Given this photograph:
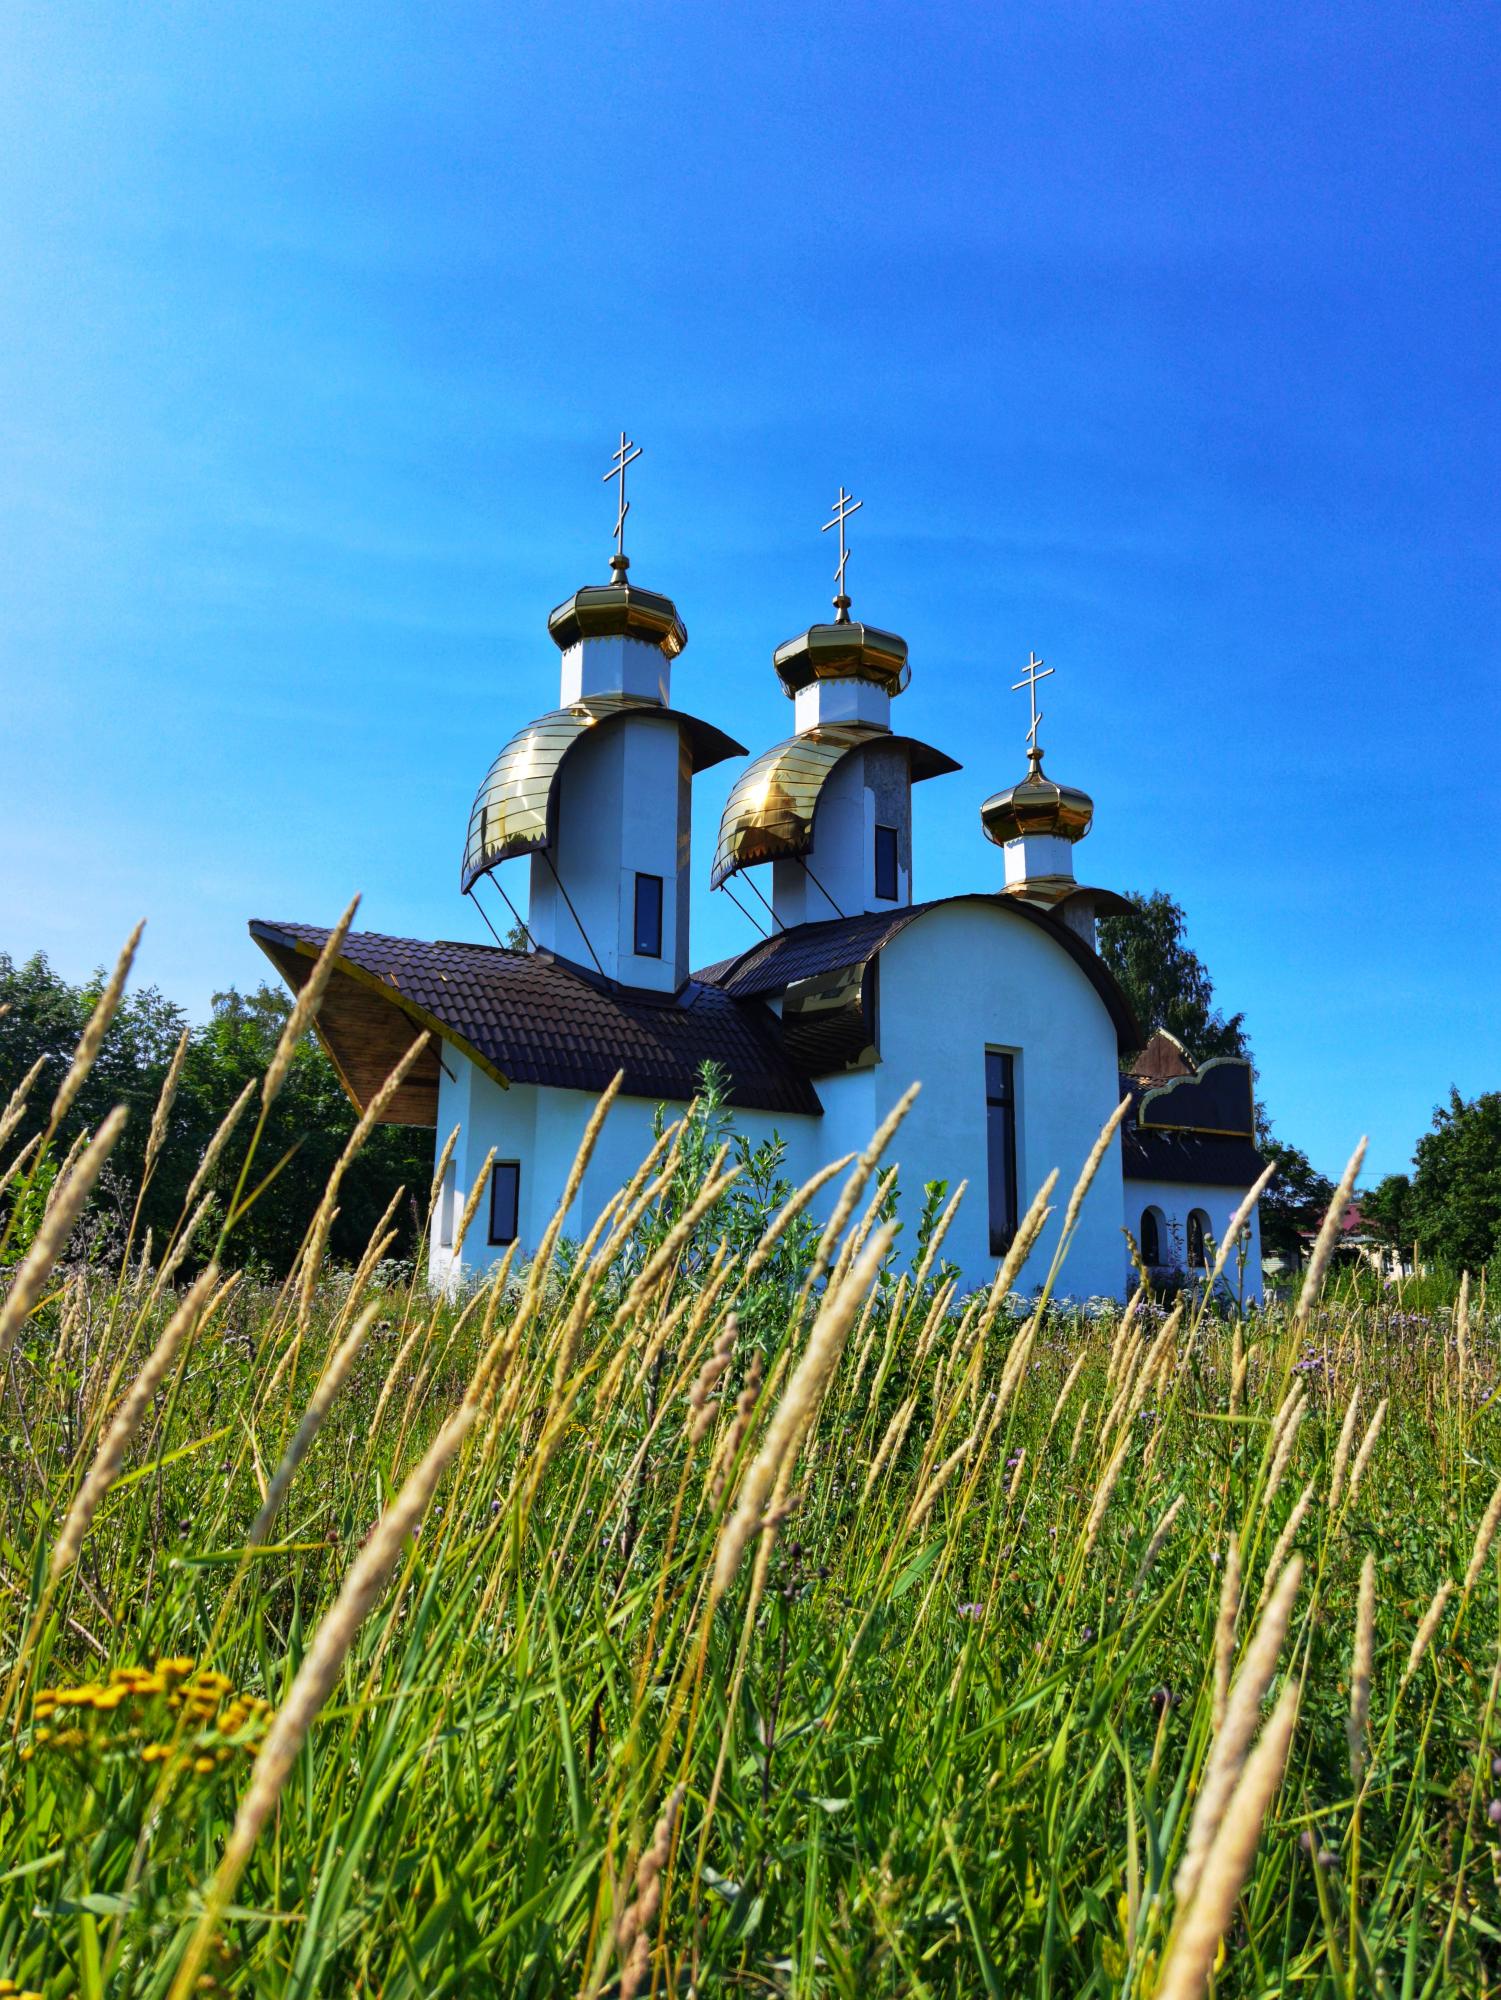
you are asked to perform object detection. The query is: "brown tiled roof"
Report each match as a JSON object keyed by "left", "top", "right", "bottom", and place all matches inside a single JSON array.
[
  {"left": 696, "top": 894, "right": 1142, "bottom": 1055},
  {"left": 250, "top": 922, "right": 823, "bottom": 1121},
  {"left": 699, "top": 907, "right": 920, "bottom": 998}
]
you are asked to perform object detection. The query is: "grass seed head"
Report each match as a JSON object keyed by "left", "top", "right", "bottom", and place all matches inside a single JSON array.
[
  {"left": 713, "top": 1220, "right": 897, "bottom": 1603},
  {"left": 0, "top": 1105, "right": 128, "bottom": 1382},
  {"left": 1402, "top": 1578, "right": 1454, "bottom": 1688},
  {"left": 1463, "top": 1473, "right": 1501, "bottom": 1597},
  {"left": 1344, "top": 1396, "right": 1388, "bottom": 1515},
  {"left": 1327, "top": 1385, "right": 1361, "bottom": 1512},
  {"left": 50, "top": 1265, "right": 219, "bottom": 1581},
  {"left": 1295, "top": 1135, "right": 1367, "bottom": 1324},
  {"left": 49, "top": 921, "right": 144, "bottom": 1131},
  {"left": 1348, "top": 1552, "right": 1376, "bottom": 1787},
  {"left": 1176, "top": 1554, "right": 1303, "bottom": 1909},
  {"left": 1213, "top": 1539, "right": 1242, "bottom": 1733},
  {"left": 1158, "top": 1680, "right": 1300, "bottom": 2000},
  {"left": 261, "top": 897, "right": 358, "bottom": 1109}
]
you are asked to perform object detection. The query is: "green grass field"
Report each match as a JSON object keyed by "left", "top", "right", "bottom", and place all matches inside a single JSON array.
[{"left": 2, "top": 934, "right": 1498, "bottom": 1997}]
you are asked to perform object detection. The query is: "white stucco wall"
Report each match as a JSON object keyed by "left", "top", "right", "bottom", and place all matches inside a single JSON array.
[
  {"left": 853, "top": 900, "right": 1128, "bottom": 1301},
  {"left": 1126, "top": 1179, "right": 1264, "bottom": 1303},
  {"left": 427, "top": 1055, "right": 804, "bottom": 1289},
  {"left": 558, "top": 633, "right": 671, "bottom": 707},
  {"left": 1003, "top": 831, "right": 1076, "bottom": 889},
  {"left": 770, "top": 741, "right": 912, "bottom": 927},
  {"left": 526, "top": 714, "right": 691, "bottom": 992},
  {"left": 425, "top": 899, "right": 1261, "bottom": 1310},
  {"left": 430, "top": 899, "right": 1134, "bottom": 1300},
  {"left": 793, "top": 677, "right": 891, "bottom": 732}
]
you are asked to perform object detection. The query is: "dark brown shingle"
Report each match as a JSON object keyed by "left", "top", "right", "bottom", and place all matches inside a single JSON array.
[{"left": 251, "top": 921, "right": 823, "bottom": 1122}]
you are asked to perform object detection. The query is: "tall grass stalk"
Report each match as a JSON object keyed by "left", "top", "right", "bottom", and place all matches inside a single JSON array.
[{"left": 1, "top": 1043, "right": 1496, "bottom": 1998}]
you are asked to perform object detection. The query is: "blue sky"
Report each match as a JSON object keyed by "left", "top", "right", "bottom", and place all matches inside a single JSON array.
[{"left": 2, "top": 1, "right": 1497, "bottom": 1183}]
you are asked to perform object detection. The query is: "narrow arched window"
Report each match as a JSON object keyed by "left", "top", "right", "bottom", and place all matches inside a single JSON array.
[
  {"left": 1140, "top": 1208, "right": 1161, "bottom": 1266},
  {"left": 1187, "top": 1209, "right": 1211, "bottom": 1269}
]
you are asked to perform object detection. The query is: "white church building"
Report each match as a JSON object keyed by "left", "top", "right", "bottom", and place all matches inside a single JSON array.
[{"left": 252, "top": 466, "right": 1265, "bottom": 1303}]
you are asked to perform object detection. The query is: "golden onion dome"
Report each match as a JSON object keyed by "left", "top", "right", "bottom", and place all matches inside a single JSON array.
[
  {"left": 711, "top": 724, "right": 959, "bottom": 888},
  {"left": 462, "top": 694, "right": 743, "bottom": 893},
  {"left": 980, "top": 750, "right": 1094, "bottom": 846},
  {"left": 772, "top": 616, "right": 909, "bottom": 699},
  {"left": 547, "top": 557, "right": 687, "bottom": 658}
]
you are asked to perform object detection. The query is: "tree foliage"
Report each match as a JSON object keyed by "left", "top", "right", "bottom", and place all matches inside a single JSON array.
[
  {"left": 1095, "top": 893, "right": 1360, "bottom": 1272},
  {"left": 1256, "top": 1136, "right": 1335, "bottom": 1267},
  {"left": 1096, "top": 891, "right": 1249, "bottom": 1067},
  {"left": 1360, "top": 1173, "right": 1415, "bottom": 1258},
  {"left": 0, "top": 952, "right": 433, "bottom": 1275},
  {"left": 1407, "top": 1088, "right": 1501, "bottom": 1272}
]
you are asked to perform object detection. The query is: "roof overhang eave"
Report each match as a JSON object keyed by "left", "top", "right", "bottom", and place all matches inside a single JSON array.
[{"left": 249, "top": 921, "right": 512, "bottom": 1094}]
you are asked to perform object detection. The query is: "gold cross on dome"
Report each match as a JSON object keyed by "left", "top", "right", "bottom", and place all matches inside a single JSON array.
[
  {"left": 602, "top": 431, "right": 643, "bottom": 567},
  {"left": 821, "top": 484, "right": 863, "bottom": 616},
  {"left": 1011, "top": 650, "right": 1054, "bottom": 763}
]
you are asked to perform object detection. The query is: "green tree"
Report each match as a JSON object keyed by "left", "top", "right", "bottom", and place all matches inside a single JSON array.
[
  {"left": 0, "top": 955, "right": 433, "bottom": 1276},
  {"left": 1408, "top": 1089, "right": 1501, "bottom": 1271},
  {"left": 1095, "top": 893, "right": 1321, "bottom": 1261},
  {"left": 1360, "top": 1172, "right": 1414, "bottom": 1262},
  {"left": 1256, "top": 1136, "right": 1335, "bottom": 1268},
  {"left": 0, "top": 949, "right": 187, "bottom": 1220},
  {"left": 1096, "top": 892, "right": 1248, "bottom": 1067}
]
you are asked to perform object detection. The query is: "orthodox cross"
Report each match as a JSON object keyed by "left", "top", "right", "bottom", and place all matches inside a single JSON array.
[
  {"left": 1011, "top": 650, "right": 1054, "bottom": 765},
  {"left": 821, "top": 485, "right": 863, "bottom": 617},
  {"left": 603, "top": 431, "right": 643, "bottom": 571}
]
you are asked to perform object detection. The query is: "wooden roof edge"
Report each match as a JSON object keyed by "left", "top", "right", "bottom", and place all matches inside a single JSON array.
[{"left": 248, "top": 921, "right": 512, "bottom": 1098}]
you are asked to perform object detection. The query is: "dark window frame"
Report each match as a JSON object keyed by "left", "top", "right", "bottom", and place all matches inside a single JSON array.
[
  {"left": 873, "top": 824, "right": 899, "bottom": 902},
  {"left": 985, "top": 1049, "right": 1019, "bottom": 1258},
  {"left": 1187, "top": 1208, "right": 1210, "bottom": 1270},
  {"left": 633, "top": 871, "right": 664, "bottom": 958},
  {"left": 438, "top": 1162, "right": 456, "bottom": 1249},
  {"left": 488, "top": 1160, "right": 521, "bottom": 1246},
  {"left": 1140, "top": 1207, "right": 1162, "bottom": 1266}
]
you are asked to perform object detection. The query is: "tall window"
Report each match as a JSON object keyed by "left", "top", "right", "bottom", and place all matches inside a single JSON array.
[
  {"left": 874, "top": 825, "right": 899, "bottom": 902},
  {"left": 489, "top": 1161, "right": 521, "bottom": 1246},
  {"left": 438, "top": 1162, "right": 457, "bottom": 1248},
  {"left": 633, "top": 872, "right": 664, "bottom": 958},
  {"left": 985, "top": 1050, "right": 1019, "bottom": 1257},
  {"left": 1139, "top": 1207, "right": 1161, "bottom": 1266},
  {"left": 1187, "top": 1208, "right": 1211, "bottom": 1270}
]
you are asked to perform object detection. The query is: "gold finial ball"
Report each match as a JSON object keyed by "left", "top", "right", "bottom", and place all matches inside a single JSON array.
[{"left": 980, "top": 755, "right": 1094, "bottom": 846}]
